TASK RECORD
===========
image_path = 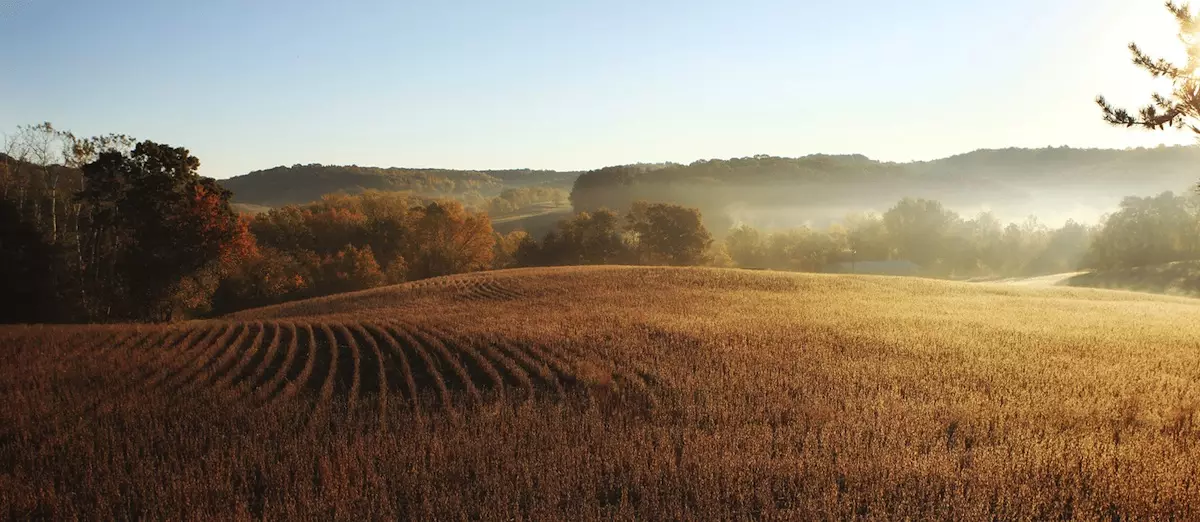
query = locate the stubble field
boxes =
[3,266,1200,520]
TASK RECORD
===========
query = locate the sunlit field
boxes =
[3,266,1200,519]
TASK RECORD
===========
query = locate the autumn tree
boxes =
[320,245,386,293]
[493,230,531,269]
[214,246,314,310]
[79,141,242,320]
[406,200,495,279]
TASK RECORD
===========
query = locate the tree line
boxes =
[4,121,1198,323]
[510,191,1198,283]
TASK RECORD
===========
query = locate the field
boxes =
[490,204,573,238]
[4,266,1200,519]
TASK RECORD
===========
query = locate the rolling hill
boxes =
[218,164,582,208]
[3,267,1200,519]
[215,146,1200,218]
[569,146,1200,230]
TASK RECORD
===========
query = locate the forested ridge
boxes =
[213,146,1200,212]
[568,147,1200,216]
[220,163,582,208]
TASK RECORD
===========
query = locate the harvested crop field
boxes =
[4,266,1200,520]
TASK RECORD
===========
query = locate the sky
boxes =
[1,0,1196,179]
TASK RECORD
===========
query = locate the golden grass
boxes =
[3,266,1200,519]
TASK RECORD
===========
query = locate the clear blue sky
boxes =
[0,0,1193,178]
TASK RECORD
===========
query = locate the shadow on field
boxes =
[1066,260,1200,298]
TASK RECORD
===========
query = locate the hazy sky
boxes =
[1,0,1196,178]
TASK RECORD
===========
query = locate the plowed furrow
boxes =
[273,323,316,404]
[89,327,208,413]
[212,322,269,395]
[384,323,451,410]
[492,340,564,396]
[101,328,174,378]
[496,284,524,299]
[613,370,660,412]
[158,324,242,395]
[473,284,508,301]
[424,325,506,399]
[479,281,516,300]
[142,325,229,393]
[480,280,523,300]
[306,324,340,424]
[401,324,481,404]
[228,323,280,399]
[175,323,256,397]
[94,328,153,358]
[521,343,582,389]
[329,324,361,413]
[471,335,536,399]
[363,323,419,415]
[126,326,211,386]
[345,323,388,423]
[458,282,495,301]
[255,322,299,403]
[57,330,120,358]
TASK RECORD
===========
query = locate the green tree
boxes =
[725,225,767,268]
[626,201,713,266]
[536,210,632,265]
[882,198,960,268]
[1084,192,1199,269]
[763,227,847,272]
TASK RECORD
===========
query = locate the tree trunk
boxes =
[48,171,59,243]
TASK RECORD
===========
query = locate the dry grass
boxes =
[4,266,1200,520]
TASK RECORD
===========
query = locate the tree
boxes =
[882,198,959,268]
[320,245,386,293]
[1026,220,1094,274]
[407,200,495,279]
[844,212,891,262]
[493,230,530,269]
[626,201,713,266]
[763,227,846,272]
[1097,3,1200,137]
[214,246,314,310]
[79,141,241,320]
[1084,192,1199,269]
[0,199,73,323]
[725,225,767,268]
[534,210,632,266]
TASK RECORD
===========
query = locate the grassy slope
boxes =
[489,205,572,237]
[4,267,1200,519]
[1066,260,1200,298]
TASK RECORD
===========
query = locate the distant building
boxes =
[826,260,921,276]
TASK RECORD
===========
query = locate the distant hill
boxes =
[569,146,1200,231]
[219,164,583,208]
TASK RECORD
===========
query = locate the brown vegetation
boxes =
[3,266,1200,519]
